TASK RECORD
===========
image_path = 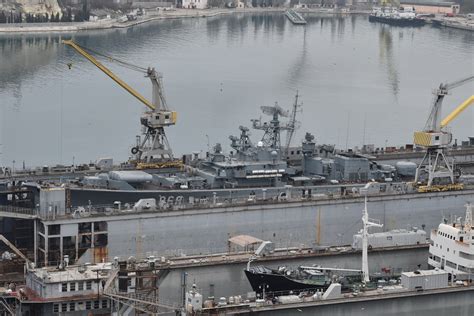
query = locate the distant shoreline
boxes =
[0,8,368,34]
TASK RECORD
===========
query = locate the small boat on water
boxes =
[369,7,426,27]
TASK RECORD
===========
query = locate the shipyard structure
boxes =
[0,89,473,270]
[0,41,472,315]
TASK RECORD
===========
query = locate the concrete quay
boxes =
[0,8,368,34]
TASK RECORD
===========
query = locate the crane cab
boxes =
[141,110,177,128]
[413,131,452,148]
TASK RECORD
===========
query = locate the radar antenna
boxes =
[252,102,291,149]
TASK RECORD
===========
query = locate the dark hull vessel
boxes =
[244,266,331,295]
[369,15,426,27]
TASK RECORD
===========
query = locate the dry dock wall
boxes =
[252,287,474,316]
[61,190,474,263]
[157,247,428,305]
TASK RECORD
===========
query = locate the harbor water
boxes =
[0,13,473,167]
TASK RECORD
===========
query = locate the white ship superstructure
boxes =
[428,203,474,279]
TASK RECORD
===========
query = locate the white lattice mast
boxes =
[362,182,383,284]
[465,203,473,232]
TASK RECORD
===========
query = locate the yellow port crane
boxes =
[413,75,474,190]
[63,40,180,167]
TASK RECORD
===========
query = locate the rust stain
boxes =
[93,247,108,263]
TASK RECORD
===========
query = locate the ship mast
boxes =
[361,182,383,284]
[285,91,302,154]
[465,203,473,232]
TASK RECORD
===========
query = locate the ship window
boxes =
[435,136,439,140]
[86,301,92,310]
[69,302,75,311]
[61,283,68,292]
[38,235,45,249]
[94,234,108,247]
[387,236,393,240]
[460,237,464,242]
[63,236,76,250]
[70,282,76,291]
[94,221,107,232]
[79,222,92,234]
[94,300,100,309]
[78,282,84,291]
[39,222,45,234]
[53,304,59,313]
[102,300,108,308]
[79,235,92,248]
[48,225,60,235]
[165,115,170,119]
[61,303,67,312]
[86,281,92,290]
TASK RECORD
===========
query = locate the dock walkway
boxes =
[285,9,307,25]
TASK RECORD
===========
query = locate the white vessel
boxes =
[428,203,474,280]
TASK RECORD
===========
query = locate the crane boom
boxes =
[441,95,474,128]
[444,75,474,91]
[424,74,474,132]
[63,40,155,111]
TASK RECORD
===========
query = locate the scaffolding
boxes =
[103,259,178,315]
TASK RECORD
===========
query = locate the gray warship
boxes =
[0,41,473,271]
[0,101,473,269]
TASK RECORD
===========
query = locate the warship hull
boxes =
[369,15,426,27]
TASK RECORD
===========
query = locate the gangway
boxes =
[285,9,307,25]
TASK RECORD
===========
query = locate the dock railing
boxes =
[0,205,38,219]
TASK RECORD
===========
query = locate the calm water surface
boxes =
[0,14,473,166]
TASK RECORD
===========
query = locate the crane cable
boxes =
[72,42,148,73]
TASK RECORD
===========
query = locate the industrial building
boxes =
[400,1,461,15]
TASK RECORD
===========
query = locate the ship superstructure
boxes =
[428,203,474,280]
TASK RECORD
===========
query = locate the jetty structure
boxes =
[285,9,307,25]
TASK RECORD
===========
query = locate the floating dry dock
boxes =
[0,244,429,315]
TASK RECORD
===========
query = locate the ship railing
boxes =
[89,240,309,263]
[0,296,15,316]
[259,287,329,299]
[62,183,413,219]
[103,288,180,311]
[211,286,333,303]
[0,205,37,218]
[63,195,336,218]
